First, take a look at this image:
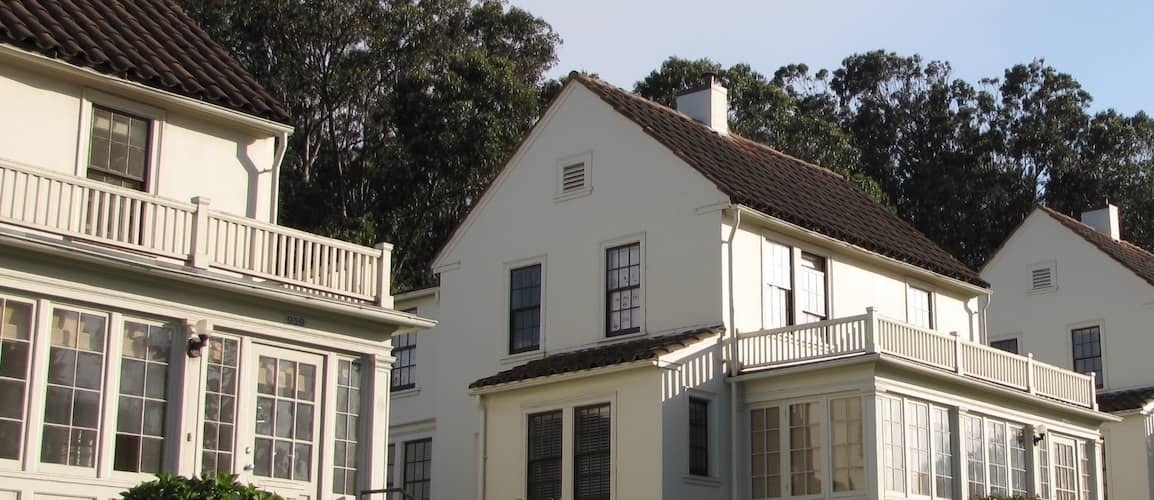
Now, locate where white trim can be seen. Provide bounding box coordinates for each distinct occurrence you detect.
[1067,320,1107,390]
[1028,259,1058,295]
[76,88,168,195]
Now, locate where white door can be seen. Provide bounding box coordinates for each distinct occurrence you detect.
[1052,436,1079,500]
[247,345,323,499]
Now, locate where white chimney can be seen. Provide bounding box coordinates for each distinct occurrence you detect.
[1081,203,1120,240]
[676,72,729,135]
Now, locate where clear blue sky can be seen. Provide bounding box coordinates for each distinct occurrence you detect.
[507,0,1153,114]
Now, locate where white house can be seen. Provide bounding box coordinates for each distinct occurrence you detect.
[983,204,1154,500]
[390,72,1115,500]
[0,1,432,499]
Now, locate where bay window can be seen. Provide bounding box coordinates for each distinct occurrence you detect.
[750,396,863,498]
[882,397,954,499]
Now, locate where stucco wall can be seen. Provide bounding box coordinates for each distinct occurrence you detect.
[1101,413,1148,500]
[984,210,1154,392]
[0,60,278,221]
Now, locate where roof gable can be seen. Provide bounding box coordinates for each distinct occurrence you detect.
[0,0,289,123]
[1038,206,1154,288]
[570,74,985,287]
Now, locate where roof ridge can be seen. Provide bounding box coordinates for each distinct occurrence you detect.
[1039,205,1154,288]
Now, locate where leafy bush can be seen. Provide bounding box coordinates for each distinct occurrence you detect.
[122,473,282,500]
[971,495,1041,500]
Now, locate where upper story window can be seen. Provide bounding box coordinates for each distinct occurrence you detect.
[1071,326,1103,388]
[907,286,933,329]
[510,264,542,354]
[763,240,794,329]
[88,106,150,191]
[990,338,1019,354]
[391,332,417,391]
[606,243,641,336]
[797,253,827,323]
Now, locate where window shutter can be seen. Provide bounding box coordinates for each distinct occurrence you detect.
[1031,266,1053,290]
[561,163,586,193]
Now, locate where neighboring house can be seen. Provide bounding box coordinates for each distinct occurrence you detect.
[389,71,1114,500]
[983,204,1154,500]
[0,1,431,499]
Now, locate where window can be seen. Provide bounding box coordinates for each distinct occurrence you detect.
[333,360,362,495]
[606,243,641,336]
[908,402,931,495]
[762,241,793,329]
[932,407,953,498]
[252,356,318,481]
[1036,436,1095,500]
[797,253,827,323]
[907,286,933,329]
[88,106,150,191]
[114,321,173,473]
[751,397,863,498]
[750,406,782,498]
[1010,426,1028,496]
[386,443,395,489]
[1071,326,1103,388]
[1039,434,1051,500]
[829,397,863,492]
[788,402,822,495]
[391,332,416,390]
[966,415,985,496]
[987,420,1009,495]
[574,403,611,500]
[42,308,107,467]
[884,398,954,498]
[0,299,32,461]
[990,338,1019,354]
[527,410,562,500]
[882,398,905,492]
[202,337,239,475]
[403,438,432,500]
[510,265,542,353]
[689,398,709,476]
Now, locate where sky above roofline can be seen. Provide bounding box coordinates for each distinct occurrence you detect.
[509,0,1152,115]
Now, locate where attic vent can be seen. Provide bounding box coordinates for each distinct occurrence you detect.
[561,163,586,193]
[1031,265,1054,291]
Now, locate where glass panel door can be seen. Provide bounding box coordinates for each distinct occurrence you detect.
[1052,437,1078,500]
[249,346,321,496]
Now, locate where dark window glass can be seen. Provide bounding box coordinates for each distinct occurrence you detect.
[574,403,611,500]
[527,410,562,500]
[0,299,33,461]
[88,106,150,191]
[114,322,172,473]
[689,398,709,476]
[387,443,395,488]
[333,360,362,494]
[606,243,641,336]
[403,438,432,500]
[391,333,416,390]
[798,253,827,323]
[510,265,542,354]
[202,337,239,475]
[990,338,1019,355]
[1071,326,1103,388]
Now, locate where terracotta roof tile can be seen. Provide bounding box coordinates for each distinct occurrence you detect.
[1040,206,1154,288]
[570,73,986,288]
[0,0,289,123]
[469,325,724,389]
[1097,386,1154,413]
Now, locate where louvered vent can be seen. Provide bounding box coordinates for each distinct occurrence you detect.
[561,162,586,193]
[1031,266,1053,290]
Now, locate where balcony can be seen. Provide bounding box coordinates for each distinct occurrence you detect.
[0,159,390,305]
[737,307,1097,409]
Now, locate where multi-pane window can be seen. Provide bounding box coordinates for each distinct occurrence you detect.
[253,356,317,481]
[1039,435,1051,499]
[527,410,562,500]
[403,438,432,500]
[1071,326,1103,388]
[762,240,793,329]
[391,332,416,390]
[987,420,1009,495]
[931,407,953,498]
[333,360,362,495]
[88,106,150,190]
[606,243,641,336]
[1053,439,1077,500]
[689,398,709,476]
[0,299,32,461]
[907,286,933,329]
[830,397,863,492]
[1078,441,1091,500]
[883,398,905,492]
[991,338,1020,354]
[574,403,611,500]
[202,337,239,475]
[797,253,827,323]
[42,308,107,467]
[510,265,542,353]
[908,402,932,495]
[1010,426,1028,496]
[966,415,986,496]
[887,398,954,498]
[789,402,822,495]
[386,443,395,489]
[750,406,782,498]
[114,321,172,473]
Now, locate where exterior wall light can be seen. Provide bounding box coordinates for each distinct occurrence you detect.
[186,319,211,358]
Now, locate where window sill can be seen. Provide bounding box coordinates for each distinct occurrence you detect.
[553,187,593,203]
[500,349,545,366]
[391,387,420,399]
[598,330,646,344]
[682,474,722,487]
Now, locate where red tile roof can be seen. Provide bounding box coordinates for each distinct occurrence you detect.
[570,73,986,288]
[1040,206,1154,288]
[469,325,723,389]
[0,0,289,123]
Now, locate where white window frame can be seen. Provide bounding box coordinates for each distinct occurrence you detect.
[761,239,833,330]
[554,151,593,202]
[750,394,865,499]
[882,396,954,499]
[518,393,617,500]
[77,89,166,194]
[905,284,935,330]
[0,295,37,472]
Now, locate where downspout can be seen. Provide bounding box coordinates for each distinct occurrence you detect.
[965,292,991,343]
[476,394,487,500]
[726,206,741,500]
[270,131,288,223]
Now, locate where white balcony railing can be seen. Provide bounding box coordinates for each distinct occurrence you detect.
[0,159,391,305]
[737,308,1098,409]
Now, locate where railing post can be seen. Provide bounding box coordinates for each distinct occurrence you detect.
[864,307,878,353]
[1027,353,1037,395]
[953,331,965,376]
[1090,372,1098,410]
[189,196,211,269]
[374,242,393,308]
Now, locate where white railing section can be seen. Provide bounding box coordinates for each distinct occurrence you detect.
[736,307,1097,409]
[0,160,391,305]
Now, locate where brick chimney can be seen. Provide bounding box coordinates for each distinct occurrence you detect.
[676,72,728,135]
[1081,203,1120,241]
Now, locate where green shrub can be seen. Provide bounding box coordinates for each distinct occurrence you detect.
[122,473,283,500]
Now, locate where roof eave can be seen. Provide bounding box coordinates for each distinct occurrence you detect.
[468,359,656,395]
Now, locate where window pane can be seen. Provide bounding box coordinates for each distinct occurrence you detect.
[1071,326,1104,387]
[42,308,106,468]
[883,397,905,492]
[116,322,171,472]
[789,402,822,495]
[333,361,362,494]
[391,333,416,390]
[88,106,148,190]
[606,244,641,336]
[403,439,432,500]
[202,337,240,476]
[510,264,542,353]
[575,404,611,500]
[527,410,562,500]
